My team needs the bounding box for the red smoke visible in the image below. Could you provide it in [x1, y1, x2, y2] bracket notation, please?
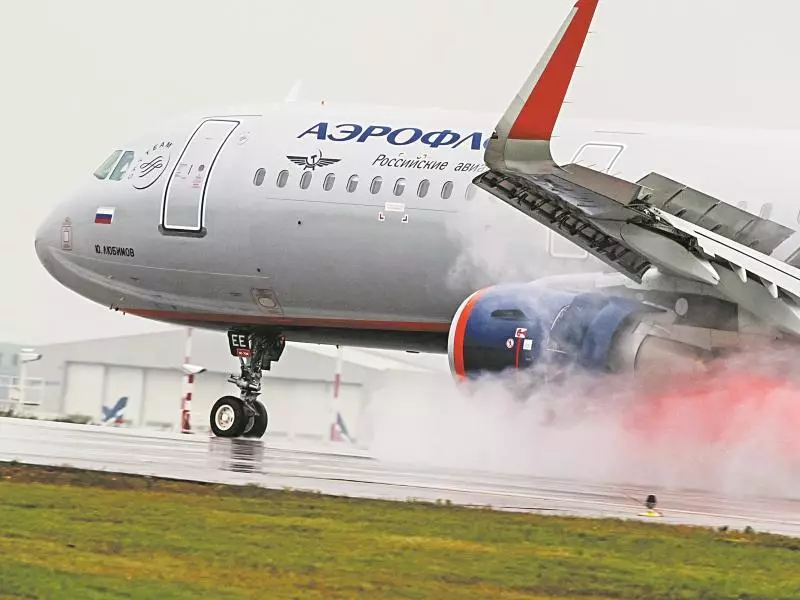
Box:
[621, 361, 800, 460]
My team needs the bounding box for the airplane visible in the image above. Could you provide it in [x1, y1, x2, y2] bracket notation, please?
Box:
[34, 0, 800, 439]
[100, 396, 128, 425]
[330, 412, 354, 444]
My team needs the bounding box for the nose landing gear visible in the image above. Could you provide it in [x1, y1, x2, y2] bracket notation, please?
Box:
[209, 330, 284, 439]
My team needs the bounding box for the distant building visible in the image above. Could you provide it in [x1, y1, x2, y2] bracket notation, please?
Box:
[0, 342, 24, 376]
[23, 329, 448, 443]
[0, 342, 25, 408]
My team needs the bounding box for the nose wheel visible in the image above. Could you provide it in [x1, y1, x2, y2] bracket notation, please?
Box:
[244, 400, 268, 438]
[209, 396, 268, 438]
[210, 330, 284, 439]
[210, 395, 248, 437]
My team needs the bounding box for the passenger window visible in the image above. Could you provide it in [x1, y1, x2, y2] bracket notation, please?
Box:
[370, 176, 383, 194]
[760, 202, 773, 219]
[93, 150, 122, 180]
[323, 173, 335, 191]
[346, 174, 359, 193]
[393, 178, 406, 196]
[441, 180, 454, 199]
[465, 183, 477, 200]
[253, 168, 266, 186]
[108, 150, 134, 181]
[736, 201, 748, 210]
[300, 171, 312, 190]
[276, 170, 289, 188]
[417, 179, 430, 198]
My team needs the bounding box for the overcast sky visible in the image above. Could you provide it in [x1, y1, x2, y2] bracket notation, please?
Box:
[2, 0, 799, 345]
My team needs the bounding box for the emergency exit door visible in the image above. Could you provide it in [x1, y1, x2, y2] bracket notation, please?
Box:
[160, 119, 239, 233]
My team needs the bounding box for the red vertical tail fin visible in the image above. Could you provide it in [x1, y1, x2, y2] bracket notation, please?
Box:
[485, 0, 599, 174]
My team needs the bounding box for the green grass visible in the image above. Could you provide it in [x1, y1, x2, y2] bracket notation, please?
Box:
[1, 463, 799, 599]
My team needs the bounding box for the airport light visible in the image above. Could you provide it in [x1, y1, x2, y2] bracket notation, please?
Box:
[17, 347, 42, 409]
[329, 344, 346, 442]
[180, 362, 205, 434]
[180, 328, 205, 434]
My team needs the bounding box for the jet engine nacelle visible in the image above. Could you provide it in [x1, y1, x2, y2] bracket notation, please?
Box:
[447, 282, 703, 380]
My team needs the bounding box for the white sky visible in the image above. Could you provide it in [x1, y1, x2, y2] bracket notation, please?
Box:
[2, 0, 799, 345]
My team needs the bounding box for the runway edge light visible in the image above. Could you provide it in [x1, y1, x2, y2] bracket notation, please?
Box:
[639, 493, 663, 518]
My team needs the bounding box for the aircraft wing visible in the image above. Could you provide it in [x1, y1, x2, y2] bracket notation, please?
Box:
[475, 0, 800, 337]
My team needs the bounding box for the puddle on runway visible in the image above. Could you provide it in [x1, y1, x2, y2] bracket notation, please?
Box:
[207, 438, 265, 474]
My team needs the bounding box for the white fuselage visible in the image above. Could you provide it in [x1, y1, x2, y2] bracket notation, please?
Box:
[34, 102, 800, 351]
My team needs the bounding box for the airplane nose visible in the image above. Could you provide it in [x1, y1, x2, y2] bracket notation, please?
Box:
[34, 215, 49, 264]
[34, 212, 51, 262]
[34, 206, 69, 271]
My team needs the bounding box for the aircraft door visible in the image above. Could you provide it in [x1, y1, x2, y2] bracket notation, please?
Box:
[160, 119, 240, 234]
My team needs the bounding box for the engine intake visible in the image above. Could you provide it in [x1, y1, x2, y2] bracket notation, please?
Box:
[447, 283, 688, 379]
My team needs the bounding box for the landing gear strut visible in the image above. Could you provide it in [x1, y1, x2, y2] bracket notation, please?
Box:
[209, 330, 285, 438]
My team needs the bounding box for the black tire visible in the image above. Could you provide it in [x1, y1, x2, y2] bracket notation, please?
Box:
[243, 401, 268, 439]
[210, 396, 247, 437]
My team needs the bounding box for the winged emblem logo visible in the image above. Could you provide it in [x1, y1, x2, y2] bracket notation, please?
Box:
[286, 150, 341, 171]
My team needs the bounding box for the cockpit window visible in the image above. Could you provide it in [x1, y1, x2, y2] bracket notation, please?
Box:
[93, 150, 122, 180]
[109, 150, 135, 181]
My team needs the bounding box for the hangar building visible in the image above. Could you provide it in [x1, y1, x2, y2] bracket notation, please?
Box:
[0, 342, 25, 409]
[21, 329, 447, 443]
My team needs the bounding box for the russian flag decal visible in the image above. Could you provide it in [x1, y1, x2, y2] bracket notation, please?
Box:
[95, 207, 115, 224]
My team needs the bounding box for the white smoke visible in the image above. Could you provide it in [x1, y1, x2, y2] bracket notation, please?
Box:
[398, 180, 800, 500]
[363, 346, 800, 499]
[442, 192, 583, 292]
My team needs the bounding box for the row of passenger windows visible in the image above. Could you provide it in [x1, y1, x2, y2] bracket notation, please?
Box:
[254, 168, 781, 217]
[91, 154, 781, 222]
[254, 168, 458, 200]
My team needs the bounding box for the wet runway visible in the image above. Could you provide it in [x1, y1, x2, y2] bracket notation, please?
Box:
[2, 417, 800, 537]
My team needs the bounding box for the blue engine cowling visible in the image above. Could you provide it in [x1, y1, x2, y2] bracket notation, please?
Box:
[447, 283, 654, 379]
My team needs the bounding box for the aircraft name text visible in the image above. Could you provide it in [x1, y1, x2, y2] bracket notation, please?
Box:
[95, 244, 135, 257]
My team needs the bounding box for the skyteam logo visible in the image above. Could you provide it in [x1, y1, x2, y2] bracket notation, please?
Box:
[130, 141, 173, 189]
[286, 150, 340, 171]
[298, 122, 491, 151]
